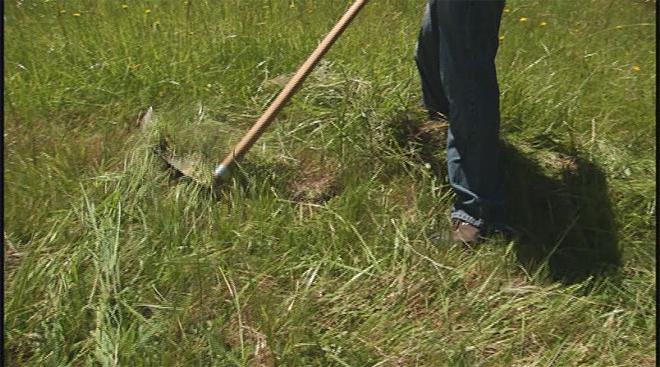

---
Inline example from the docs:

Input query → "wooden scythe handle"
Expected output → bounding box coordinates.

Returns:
[213,0,369,182]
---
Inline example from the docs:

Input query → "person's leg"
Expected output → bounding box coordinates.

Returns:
[415,0,449,120]
[431,0,506,234]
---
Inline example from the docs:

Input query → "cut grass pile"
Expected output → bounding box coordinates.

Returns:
[4,0,655,365]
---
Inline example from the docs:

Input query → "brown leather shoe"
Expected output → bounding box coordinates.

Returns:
[450,220,483,244]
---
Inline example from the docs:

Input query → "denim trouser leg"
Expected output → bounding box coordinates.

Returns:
[415,0,506,231]
[414,2,450,118]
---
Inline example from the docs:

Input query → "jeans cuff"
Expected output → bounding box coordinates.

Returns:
[451,210,483,229]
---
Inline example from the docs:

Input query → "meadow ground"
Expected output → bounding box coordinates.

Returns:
[4,0,656,365]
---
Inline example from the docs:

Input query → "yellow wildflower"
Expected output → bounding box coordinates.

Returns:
[122,4,128,9]
[631,65,641,72]
[539,21,547,27]
[615,25,623,29]
[73,12,81,17]
[145,9,151,14]
[519,17,528,23]
[503,8,510,13]
[499,35,505,41]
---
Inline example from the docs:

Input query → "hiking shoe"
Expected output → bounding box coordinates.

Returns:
[450,220,483,244]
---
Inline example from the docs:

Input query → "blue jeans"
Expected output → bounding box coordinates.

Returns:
[415,0,506,232]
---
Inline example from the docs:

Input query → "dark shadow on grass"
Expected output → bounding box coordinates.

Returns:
[502,140,621,284]
[385,114,447,180]
[385,114,621,284]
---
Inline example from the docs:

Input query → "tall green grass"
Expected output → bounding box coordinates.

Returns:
[4,0,655,365]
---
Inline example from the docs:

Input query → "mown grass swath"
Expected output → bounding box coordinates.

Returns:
[4,0,655,365]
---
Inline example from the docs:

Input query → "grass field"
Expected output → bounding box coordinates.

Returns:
[3,0,656,365]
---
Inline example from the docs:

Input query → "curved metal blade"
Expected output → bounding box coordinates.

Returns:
[156,139,213,187]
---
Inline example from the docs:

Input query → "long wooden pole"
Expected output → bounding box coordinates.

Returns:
[213,0,369,184]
